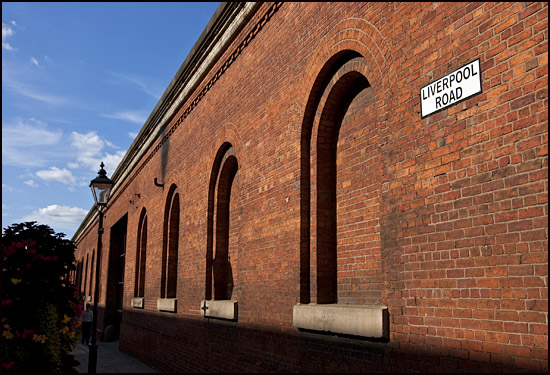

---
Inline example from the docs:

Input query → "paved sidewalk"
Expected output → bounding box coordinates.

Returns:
[72,341,156,373]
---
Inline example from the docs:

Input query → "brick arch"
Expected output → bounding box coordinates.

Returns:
[161,184,179,299]
[205,144,239,300]
[314,61,372,304]
[89,249,95,301]
[311,58,374,145]
[83,253,89,299]
[214,154,238,300]
[134,208,147,298]
[75,260,83,298]
[303,17,390,99]
[213,122,244,169]
[298,16,392,138]
[299,18,390,304]
[306,58,374,305]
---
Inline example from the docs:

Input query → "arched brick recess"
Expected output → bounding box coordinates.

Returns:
[134,208,147,298]
[89,249,95,301]
[214,153,239,300]
[206,143,240,301]
[161,185,179,299]
[299,17,392,305]
[83,253,89,299]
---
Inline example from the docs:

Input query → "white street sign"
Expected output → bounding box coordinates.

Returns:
[421,59,482,118]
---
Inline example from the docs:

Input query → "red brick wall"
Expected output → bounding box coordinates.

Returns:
[74,2,548,372]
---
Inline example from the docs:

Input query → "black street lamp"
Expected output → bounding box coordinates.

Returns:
[88,162,114,373]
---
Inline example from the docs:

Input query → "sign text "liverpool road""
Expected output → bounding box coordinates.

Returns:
[421,59,482,118]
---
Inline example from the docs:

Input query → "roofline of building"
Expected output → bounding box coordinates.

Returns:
[72,2,260,244]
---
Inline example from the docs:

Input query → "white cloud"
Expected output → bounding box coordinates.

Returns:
[30,57,40,67]
[20,204,88,236]
[24,180,39,187]
[36,166,76,186]
[70,131,125,173]
[101,110,147,125]
[101,151,126,175]
[70,131,105,170]
[22,205,87,223]
[104,140,119,149]
[2,22,16,51]
[2,118,63,167]
[70,131,104,151]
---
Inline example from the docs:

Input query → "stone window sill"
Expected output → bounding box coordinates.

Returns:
[200,300,238,321]
[157,298,177,313]
[293,304,388,338]
[131,297,144,309]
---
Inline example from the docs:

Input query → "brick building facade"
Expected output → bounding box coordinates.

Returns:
[72,2,548,372]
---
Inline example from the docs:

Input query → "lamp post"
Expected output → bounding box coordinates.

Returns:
[88,162,114,373]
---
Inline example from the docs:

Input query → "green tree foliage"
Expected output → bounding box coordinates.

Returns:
[2,222,81,373]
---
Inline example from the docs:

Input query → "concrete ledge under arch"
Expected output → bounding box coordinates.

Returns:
[131,297,144,309]
[157,298,177,313]
[293,304,388,339]
[201,300,238,321]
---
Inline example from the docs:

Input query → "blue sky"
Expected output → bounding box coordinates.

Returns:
[2,2,220,238]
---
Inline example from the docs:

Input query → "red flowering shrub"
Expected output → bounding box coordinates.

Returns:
[2,222,80,373]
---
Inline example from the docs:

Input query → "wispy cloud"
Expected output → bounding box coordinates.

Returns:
[107,71,163,100]
[2,118,64,167]
[2,22,16,51]
[2,55,70,106]
[2,76,69,105]
[20,204,88,236]
[24,180,39,187]
[30,57,40,67]
[2,184,15,192]
[101,110,147,125]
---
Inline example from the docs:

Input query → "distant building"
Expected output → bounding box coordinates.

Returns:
[72,2,548,372]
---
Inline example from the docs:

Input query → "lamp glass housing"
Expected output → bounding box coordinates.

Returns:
[90,163,113,206]
[90,183,112,206]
